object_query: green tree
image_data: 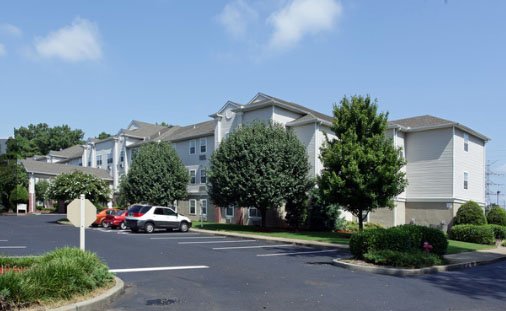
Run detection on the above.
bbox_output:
[120,142,188,206]
[208,122,312,228]
[46,171,111,205]
[306,188,346,231]
[318,95,407,231]
[486,204,506,226]
[35,180,50,203]
[9,184,28,206]
[97,132,111,140]
[6,123,84,159]
[0,160,28,211]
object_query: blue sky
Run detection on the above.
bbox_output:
[0,0,505,203]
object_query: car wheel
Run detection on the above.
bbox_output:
[179,221,189,232]
[100,220,106,227]
[102,221,109,229]
[145,222,155,233]
[120,222,127,230]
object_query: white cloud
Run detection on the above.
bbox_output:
[0,43,5,56]
[0,23,22,37]
[267,0,342,50]
[217,0,258,39]
[34,18,102,62]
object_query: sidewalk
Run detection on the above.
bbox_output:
[444,246,506,267]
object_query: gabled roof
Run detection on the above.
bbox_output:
[286,114,332,127]
[48,145,84,159]
[389,115,490,141]
[166,120,215,142]
[120,124,168,139]
[21,159,113,180]
[237,92,334,124]
[209,101,242,118]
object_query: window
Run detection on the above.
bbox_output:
[248,207,261,218]
[464,172,469,190]
[201,199,207,215]
[163,208,177,216]
[190,170,196,184]
[154,208,164,215]
[120,151,125,162]
[107,154,113,164]
[189,140,196,154]
[88,161,91,167]
[200,138,207,153]
[200,169,207,184]
[464,133,469,152]
[189,199,196,215]
[225,206,234,217]
[96,155,102,166]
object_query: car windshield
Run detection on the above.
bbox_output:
[128,205,152,214]
[113,210,124,216]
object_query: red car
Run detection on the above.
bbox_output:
[102,210,128,230]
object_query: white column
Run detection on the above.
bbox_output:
[90,143,96,168]
[215,116,222,149]
[81,145,88,167]
[113,137,119,190]
[28,174,35,213]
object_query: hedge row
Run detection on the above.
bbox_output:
[363,250,444,268]
[349,224,448,259]
[448,224,506,244]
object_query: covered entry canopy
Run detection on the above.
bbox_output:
[20,159,113,213]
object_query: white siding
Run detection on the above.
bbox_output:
[453,128,486,204]
[292,123,316,177]
[405,128,454,199]
[393,129,407,200]
[315,124,336,177]
[273,106,302,125]
[242,107,273,125]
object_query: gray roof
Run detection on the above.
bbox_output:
[286,113,332,127]
[21,159,113,180]
[49,145,84,159]
[389,115,489,141]
[164,120,215,142]
[239,93,334,124]
[120,123,168,139]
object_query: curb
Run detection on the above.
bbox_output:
[190,228,350,249]
[332,255,506,276]
[51,276,124,311]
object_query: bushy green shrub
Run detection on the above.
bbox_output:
[9,184,28,206]
[454,201,486,225]
[485,224,506,240]
[363,250,444,268]
[349,224,448,258]
[0,247,113,309]
[487,206,506,226]
[306,189,346,231]
[448,224,495,244]
[344,221,383,232]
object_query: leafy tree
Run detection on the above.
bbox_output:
[120,142,188,206]
[306,188,346,231]
[9,184,28,206]
[208,122,312,228]
[486,204,506,226]
[318,95,407,231]
[97,132,111,140]
[454,200,486,225]
[46,171,111,205]
[0,160,28,211]
[6,123,84,159]
[35,180,50,203]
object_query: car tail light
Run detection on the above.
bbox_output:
[132,212,144,217]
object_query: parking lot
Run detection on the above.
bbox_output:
[1,215,506,311]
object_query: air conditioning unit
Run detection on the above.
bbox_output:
[199,155,206,161]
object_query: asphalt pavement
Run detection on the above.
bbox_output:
[1,214,505,311]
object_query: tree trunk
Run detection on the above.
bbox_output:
[261,208,267,228]
[358,211,364,231]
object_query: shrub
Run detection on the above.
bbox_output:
[448,224,495,244]
[344,221,383,233]
[9,184,28,206]
[454,201,486,225]
[363,250,444,268]
[486,206,506,226]
[485,224,506,240]
[349,224,448,258]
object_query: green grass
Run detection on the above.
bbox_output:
[447,240,496,254]
[195,222,351,245]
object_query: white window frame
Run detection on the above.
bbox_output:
[96,155,102,166]
[200,169,207,184]
[200,138,207,154]
[200,199,207,216]
[120,150,125,162]
[464,171,469,190]
[189,140,196,155]
[107,153,113,164]
[464,133,469,152]
[225,206,234,218]
[189,199,196,215]
[248,207,261,218]
[190,169,196,184]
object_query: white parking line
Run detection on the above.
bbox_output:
[178,240,257,245]
[151,236,226,240]
[110,265,209,273]
[257,250,338,257]
[0,240,8,242]
[213,244,293,250]
[0,246,26,249]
